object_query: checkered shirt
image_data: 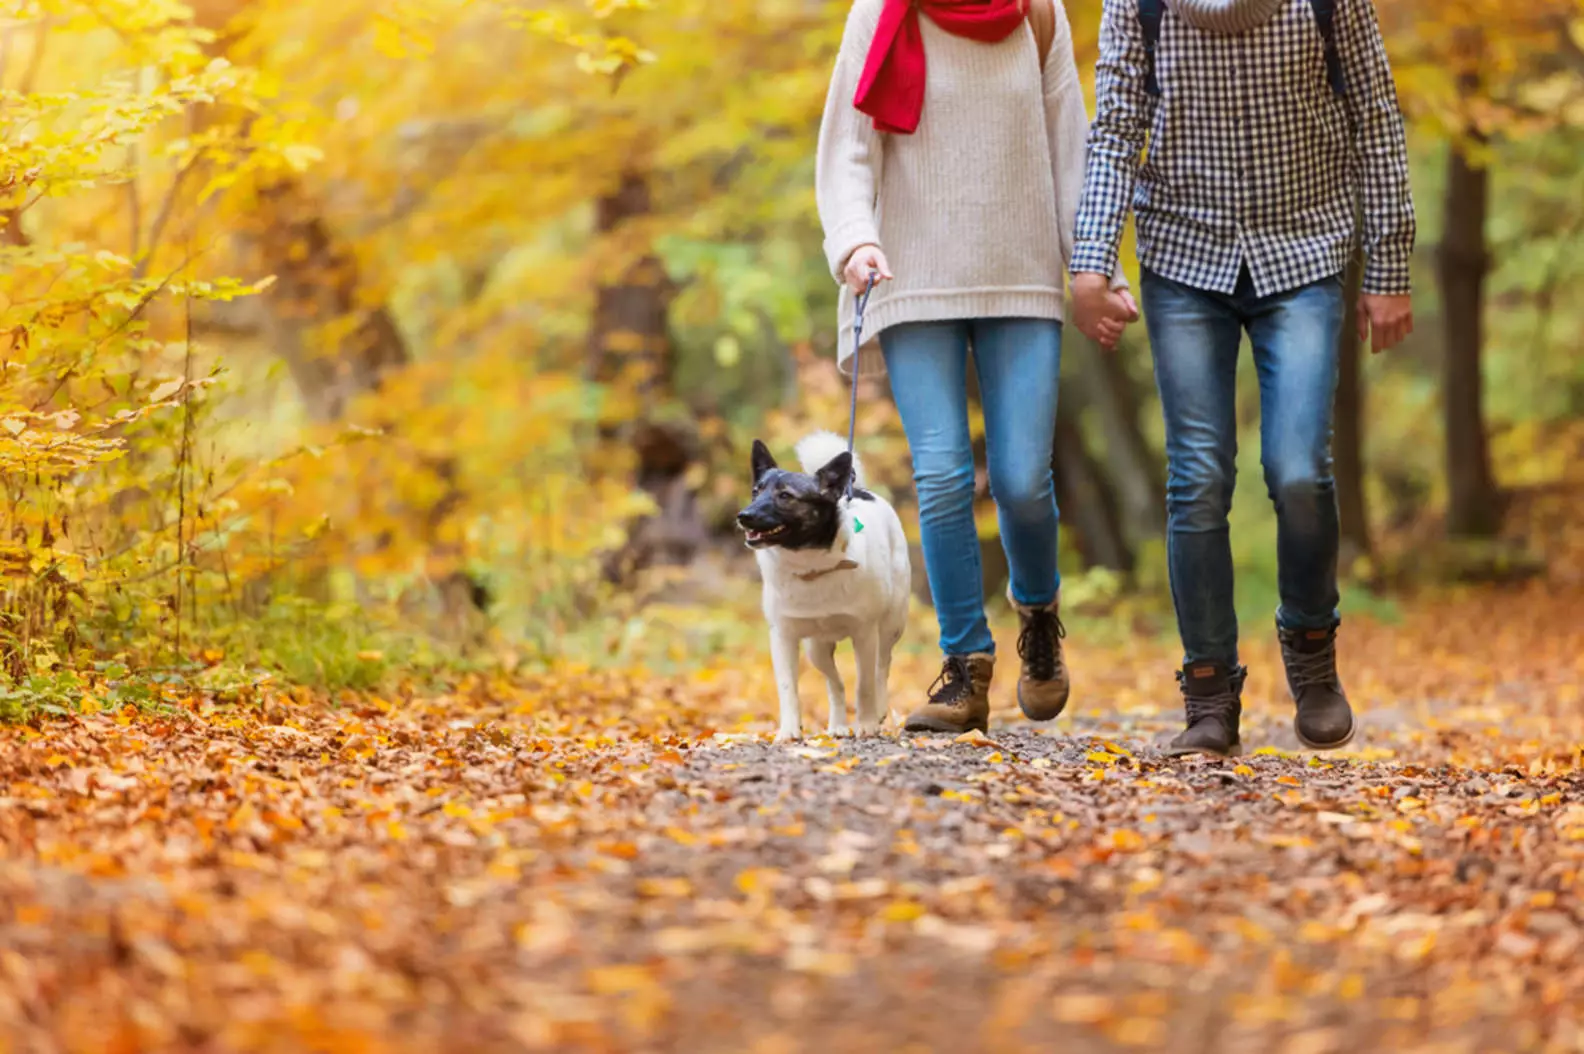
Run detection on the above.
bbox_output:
[1071,0,1416,297]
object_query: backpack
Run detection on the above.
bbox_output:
[1137,0,1345,97]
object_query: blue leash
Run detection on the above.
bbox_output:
[845,272,878,500]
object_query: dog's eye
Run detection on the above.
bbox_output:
[775,489,793,502]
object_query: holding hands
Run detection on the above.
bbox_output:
[846,251,1148,355]
[1071,272,1140,351]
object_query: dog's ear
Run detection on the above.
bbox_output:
[751,439,777,483]
[815,451,853,496]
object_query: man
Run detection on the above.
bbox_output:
[1070,0,1415,756]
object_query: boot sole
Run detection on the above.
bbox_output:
[1294,714,1359,751]
[1016,681,1069,722]
[1163,741,1243,759]
[903,716,989,735]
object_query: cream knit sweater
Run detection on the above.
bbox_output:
[816,0,1120,377]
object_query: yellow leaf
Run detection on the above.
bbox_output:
[1109,829,1146,852]
[734,868,778,895]
[879,900,925,923]
[586,963,655,994]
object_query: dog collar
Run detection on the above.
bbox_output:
[794,558,859,582]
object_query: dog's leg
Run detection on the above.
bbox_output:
[771,629,803,743]
[854,624,883,735]
[874,636,896,731]
[805,639,849,737]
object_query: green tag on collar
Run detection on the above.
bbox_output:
[852,517,865,534]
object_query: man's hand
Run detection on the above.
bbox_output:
[1072,273,1140,351]
[843,244,893,295]
[1359,293,1413,353]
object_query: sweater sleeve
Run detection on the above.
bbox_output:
[816,2,886,282]
[1041,0,1128,292]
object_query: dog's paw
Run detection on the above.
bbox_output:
[773,727,802,744]
[827,724,854,738]
[856,720,885,737]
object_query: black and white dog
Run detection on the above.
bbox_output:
[738,432,910,741]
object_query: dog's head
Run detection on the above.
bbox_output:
[737,439,853,551]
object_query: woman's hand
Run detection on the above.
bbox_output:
[1096,289,1139,350]
[1073,274,1139,351]
[843,244,893,295]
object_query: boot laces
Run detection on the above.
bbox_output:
[928,656,973,706]
[1283,641,1339,691]
[1178,675,1241,728]
[1016,608,1065,682]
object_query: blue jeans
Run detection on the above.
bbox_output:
[1141,267,1345,667]
[880,318,1062,657]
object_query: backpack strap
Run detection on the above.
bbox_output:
[1137,0,1164,97]
[1137,0,1344,98]
[1028,0,1056,67]
[1308,0,1347,96]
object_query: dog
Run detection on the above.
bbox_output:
[737,431,910,742]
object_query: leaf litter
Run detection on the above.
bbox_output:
[0,582,1582,1052]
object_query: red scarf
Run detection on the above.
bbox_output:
[854,0,1028,135]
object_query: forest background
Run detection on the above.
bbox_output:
[1,0,1581,699]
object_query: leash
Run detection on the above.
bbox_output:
[845,272,878,500]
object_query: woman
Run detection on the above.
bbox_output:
[816,0,1135,734]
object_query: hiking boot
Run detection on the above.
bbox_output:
[1165,660,1247,758]
[1009,588,1069,721]
[1278,621,1357,750]
[903,653,995,734]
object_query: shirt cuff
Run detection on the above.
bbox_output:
[1361,254,1412,297]
[1070,240,1120,280]
[823,218,882,282]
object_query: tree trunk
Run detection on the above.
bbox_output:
[1052,412,1133,574]
[588,170,708,581]
[1066,337,1163,553]
[251,178,412,422]
[1438,140,1500,538]
[1334,244,1372,561]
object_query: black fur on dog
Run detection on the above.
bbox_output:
[736,440,872,551]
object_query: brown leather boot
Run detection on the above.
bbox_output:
[1009,587,1069,721]
[1278,621,1357,750]
[1164,660,1247,758]
[902,654,994,734]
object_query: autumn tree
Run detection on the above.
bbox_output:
[0,0,317,668]
[1379,0,1584,539]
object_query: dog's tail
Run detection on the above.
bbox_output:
[796,430,864,487]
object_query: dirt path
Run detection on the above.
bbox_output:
[1,583,1582,1053]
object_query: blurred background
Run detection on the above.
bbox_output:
[2,0,1581,699]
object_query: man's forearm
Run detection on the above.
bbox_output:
[1071,0,1152,279]
[1339,0,1416,295]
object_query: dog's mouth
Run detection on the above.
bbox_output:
[742,524,786,547]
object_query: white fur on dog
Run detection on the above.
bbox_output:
[756,431,911,741]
